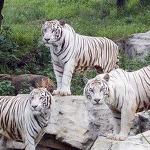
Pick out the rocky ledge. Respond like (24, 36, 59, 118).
(91, 132, 150, 150)
(117, 30, 150, 60)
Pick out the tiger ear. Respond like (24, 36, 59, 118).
(103, 74, 109, 82)
(59, 19, 66, 26)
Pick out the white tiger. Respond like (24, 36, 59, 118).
(42, 19, 119, 96)
(84, 65, 150, 140)
(0, 88, 52, 150)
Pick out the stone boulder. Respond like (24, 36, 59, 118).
(131, 112, 150, 135)
(46, 96, 113, 150)
(117, 31, 150, 59)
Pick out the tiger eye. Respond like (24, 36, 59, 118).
(104, 92, 108, 95)
(89, 88, 94, 93)
(43, 28, 47, 32)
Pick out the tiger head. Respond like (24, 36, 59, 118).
(42, 20, 65, 45)
(29, 88, 52, 115)
(84, 74, 111, 105)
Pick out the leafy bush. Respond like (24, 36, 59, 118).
(120, 53, 150, 71)
(0, 26, 20, 72)
(71, 70, 97, 95)
(0, 81, 15, 96)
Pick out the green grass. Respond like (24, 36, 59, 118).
(1, 0, 150, 95)
(3, 0, 150, 40)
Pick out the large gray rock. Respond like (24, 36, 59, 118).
(131, 112, 150, 135)
(118, 31, 150, 59)
(46, 96, 113, 150)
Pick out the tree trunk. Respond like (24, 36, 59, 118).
(116, 0, 125, 15)
(116, 0, 125, 8)
(0, 0, 4, 27)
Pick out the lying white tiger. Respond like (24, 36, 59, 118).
(84, 65, 150, 140)
(42, 19, 119, 96)
(0, 88, 52, 150)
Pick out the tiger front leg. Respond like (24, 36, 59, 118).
(52, 62, 63, 95)
(25, 137, 35, 150)
(111, 101, 136, 141)
(60, 61, 75, 96)
(25, 144, 35, 150)
(107, 112, 121, 139)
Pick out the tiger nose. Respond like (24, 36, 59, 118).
(44, 38, 50, 42)
(32, 105, 38, 109)
(94, 98, 101, 103)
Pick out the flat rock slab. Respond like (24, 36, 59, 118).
(91, 131, 150, 150)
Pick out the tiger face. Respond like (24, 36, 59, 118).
(29, 88, 52, 115)
(84, 74, 110, 105)
(42, 20, 65, 45)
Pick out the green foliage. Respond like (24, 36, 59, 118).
(0, 26, 20, 72)
(71, 70, 97, 95)
(127, 0, 140, 9)
(0, 81, 15, 95)
(119, 53, 150, 71)
(3, 0, 150, 40)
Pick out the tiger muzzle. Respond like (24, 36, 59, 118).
(94, 98, 101, 104)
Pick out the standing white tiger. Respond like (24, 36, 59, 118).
(0, 88, 52, 150)
(84, 65, 150, 140)
(42, 20, 119, 96)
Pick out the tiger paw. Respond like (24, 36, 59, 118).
(106, 133, 115, 139)
(52, 89, 61, 95)
(107, 133, 127, 141)
(59, 89, 71, 96)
